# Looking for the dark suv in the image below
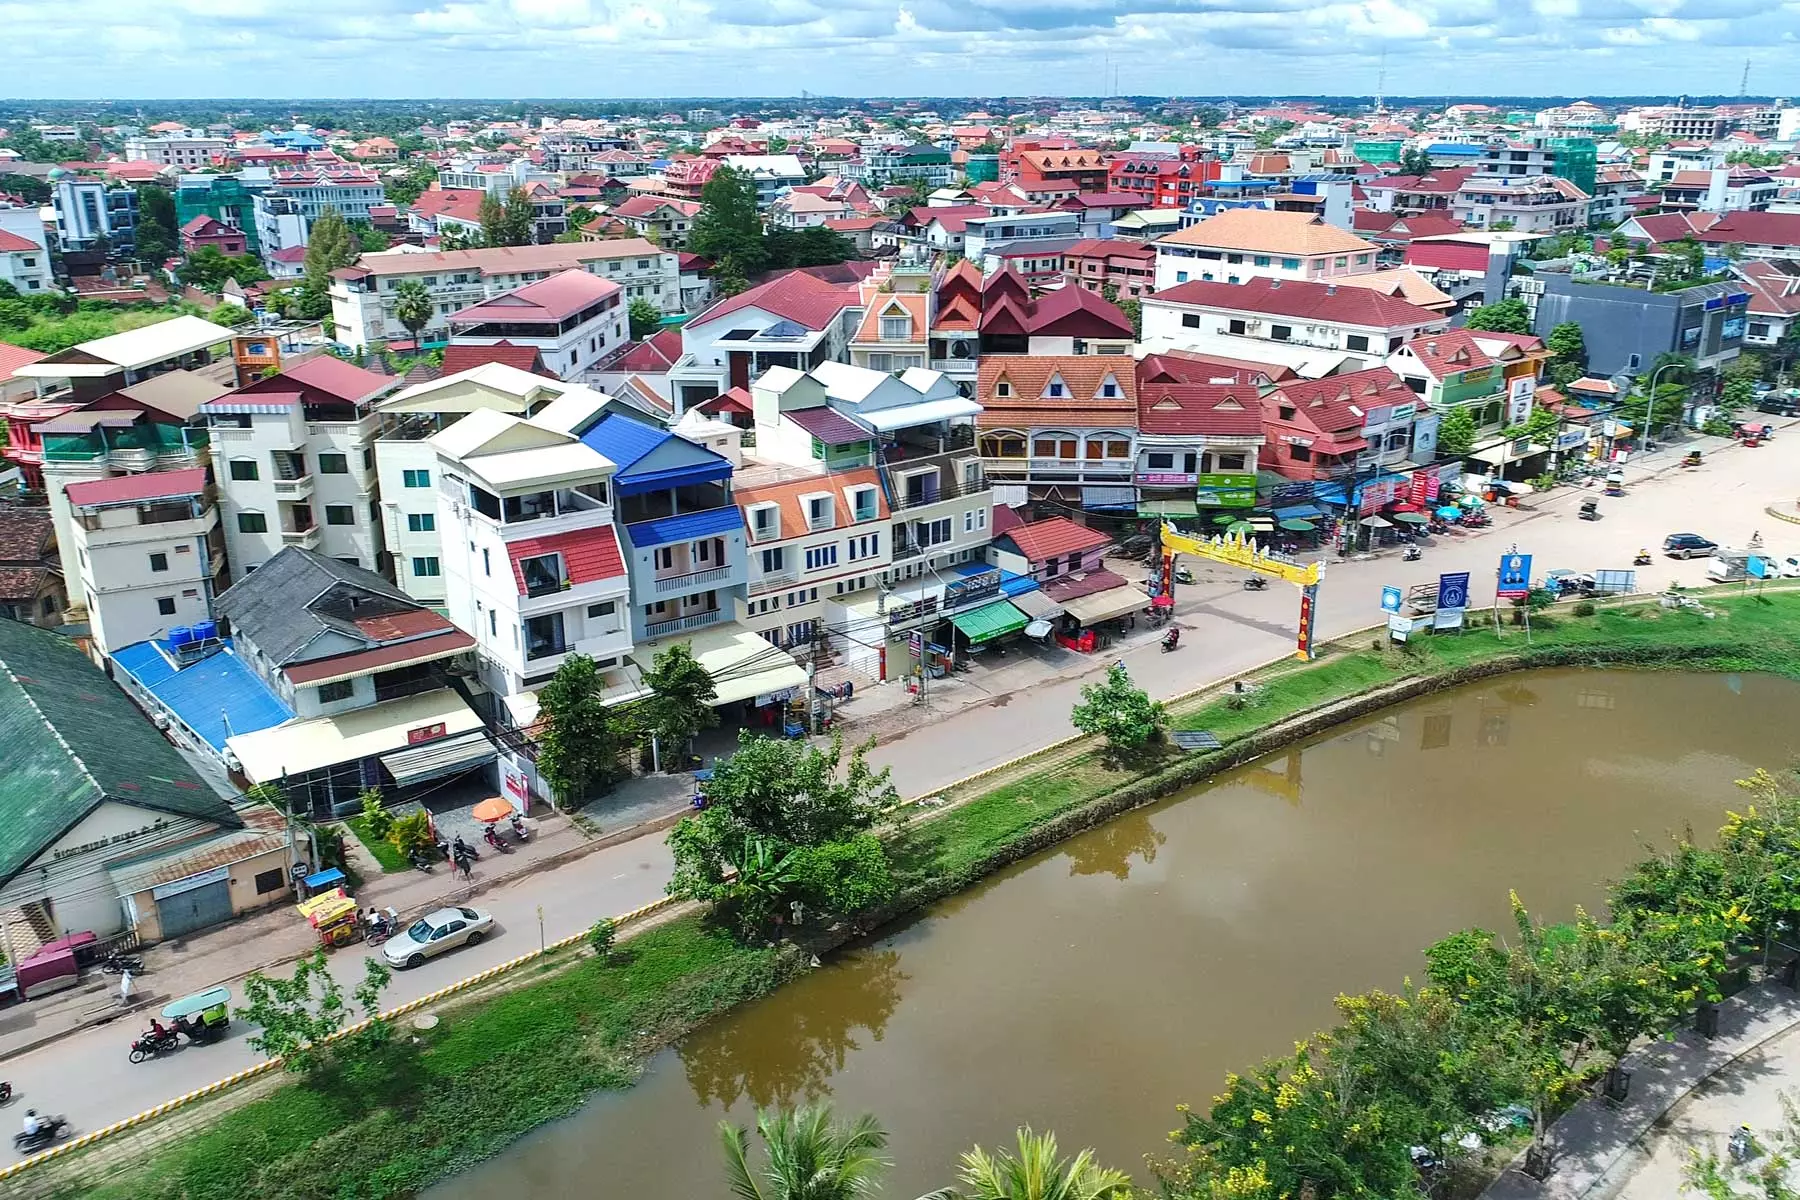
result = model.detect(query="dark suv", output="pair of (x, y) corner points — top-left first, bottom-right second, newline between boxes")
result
(1663, 533), (1719, 559)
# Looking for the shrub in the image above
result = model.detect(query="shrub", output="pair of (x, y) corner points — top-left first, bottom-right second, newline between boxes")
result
(358, 788), (392, 840)
(588, 917), (617, 958)
(1572, 600), (1597, 616)
(386, 810), (434, 860)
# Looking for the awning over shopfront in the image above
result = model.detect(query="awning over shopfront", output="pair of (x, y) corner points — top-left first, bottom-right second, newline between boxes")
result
(226, 689), (485, 785)
(1081, 485), (1138, 511)
(1470, 441), (1549, 467)
(379, 729), (498, 787)
(1138, 498), (1200, 518)
(667, 625), (808, 707)
(1060, 584), (1152, 626)
(1010, 589), (1066, 620)
(1272, 503), (1326, 522)
(950, 599), (1029, 644)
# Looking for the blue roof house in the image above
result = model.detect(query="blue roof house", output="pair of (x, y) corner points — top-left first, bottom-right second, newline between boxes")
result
(579, 413), (747, 642)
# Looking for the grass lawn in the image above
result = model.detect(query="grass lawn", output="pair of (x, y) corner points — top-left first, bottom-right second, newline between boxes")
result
(0, 302), (195, 355)
(71, 919), (790, 1200)
(36, 589), (1800, 1200)
(343, 815), (409, 873)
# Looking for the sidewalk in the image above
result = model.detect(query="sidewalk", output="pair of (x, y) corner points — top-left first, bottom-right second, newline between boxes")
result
(1483, 981), (1800, 1200)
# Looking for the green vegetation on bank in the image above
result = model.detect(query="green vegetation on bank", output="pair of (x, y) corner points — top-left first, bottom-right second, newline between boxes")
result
(0, 295), (200, 354)
(34, 590), (1800, 1200)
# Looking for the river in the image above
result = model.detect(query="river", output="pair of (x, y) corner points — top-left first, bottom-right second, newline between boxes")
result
(436, 669), (1800, 1198)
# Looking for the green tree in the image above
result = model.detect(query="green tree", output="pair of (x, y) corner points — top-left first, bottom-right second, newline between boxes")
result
(133, 184), (178, 264)
(392, 278), (434, 346)
(1721, 375), (1756, 416)
(1436, 406), (1477, 457)
(535, 652), (636, 808)
(478, 190), (508, 248)
(566, 204), (598, 232)
(628, 297), (663, 340)
(386, 810), (434, 860)
(299, 206), (360, 320)
(240, 950), (392, 1074)
(719, 1104), (889, 1200)
(1398, 148), (1434, 176)
(689, 166), (767, 275)
(440, 224), (482, 252)
(765, 135), (790, 153)
(1099, 283), (1119, 305)
(179, 246), (269, 292)
(384, 163), (439, 208)
(1119, 298), (1142, 340)
(1069, 663), (1166, 758)
(501, 186), (536, 246)
(640, 642), (719, 764)
(1546, 321), (1587, 389)
(208, 301), (251, 328)
(346, 219), (391, 252)
(927, 1128), (1131, 1200)
(1463, 298), (1532, 334)
(357, 787), (392, 841)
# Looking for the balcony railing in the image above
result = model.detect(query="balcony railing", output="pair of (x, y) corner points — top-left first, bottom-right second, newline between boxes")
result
(749, 567), (799, 595)
(109, 446), (155, 472)
(645, 608), (723, 638)
(273, 475), (314, 498)
(654, 564), (731, 594)
(281, 525), (320, 549)
(891, 540), (924, 562)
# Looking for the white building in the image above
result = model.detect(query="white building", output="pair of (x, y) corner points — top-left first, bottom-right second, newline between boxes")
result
(446, 269), (627, 382)
(720, 155), (809, 207)
(201, 356), (401, 577)
(124, 133), (230, 168)
(329, 239), (678, 351)
(1139, 276), (1448, 367)
(734, 464), (892, 652)
(249, 168), (386, 263)
(63, 467), (224, 658)
(430, 407), (632, 698)
(665, 271), (861, 413)
(0, 207), (52, 295)
(50, 177), (137, 254)
(1153, 209), (1380, 291)
(1452, 176), (1590, 233)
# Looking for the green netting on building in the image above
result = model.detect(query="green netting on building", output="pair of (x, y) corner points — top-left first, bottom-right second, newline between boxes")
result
(1550, 138), (1597, 197)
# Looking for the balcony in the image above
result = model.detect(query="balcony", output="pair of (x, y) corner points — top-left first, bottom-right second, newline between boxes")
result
(108, 446), (155, 472)
(645, 608), (723, 638)
(749, 566), (800, 595)
(273, 475), (314, 500)
(890, 540), (924, 562)
(654, 564), (732, 594)
(525, 639), (570, 663)
(929, 357), (978, 374)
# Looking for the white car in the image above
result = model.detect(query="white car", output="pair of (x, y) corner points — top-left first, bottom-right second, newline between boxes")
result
(382, 906), (494, 969)
(1775, 555), (1800, 579)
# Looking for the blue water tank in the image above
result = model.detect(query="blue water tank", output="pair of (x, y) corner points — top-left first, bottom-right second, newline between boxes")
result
(192, 619), (219, 643)
(168, 626), (193, 648)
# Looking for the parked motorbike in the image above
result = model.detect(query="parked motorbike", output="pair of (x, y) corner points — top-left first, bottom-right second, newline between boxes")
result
(482, 824), (513, 854)
(100, 950), (143, 975)
(408, 848), (433, 872)
(1160, 628), (1180, 653)
(128, 1023), (181, 1064)
(509, 814), (530, 843)
(13, 1114), (69, 1154)
(1403, 545), (1422, 562)
(1634, 549), (1653, 566)
(1174, 565), (1196, 585)
(1242, 576), (1267, 591)
(0, 1080), (13, 1105)
(448, 835), (479, 862)
(1730, 1125), (1758, 1164)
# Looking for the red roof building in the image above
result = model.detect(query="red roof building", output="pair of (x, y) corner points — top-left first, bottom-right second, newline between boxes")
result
(179, 214), (247, 257)
(1107, 148), (1220, 208)
(1258, 369), (1417, 481)
(979, 267), (1134, 353)
(1061, 238), (1157, 299)
(505, 526), (626, 596)
(440, 341), (554, 377)
(992, 516), (1113, 575)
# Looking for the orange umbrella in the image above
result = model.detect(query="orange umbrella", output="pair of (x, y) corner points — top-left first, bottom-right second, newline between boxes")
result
(471, 797), (514, 822)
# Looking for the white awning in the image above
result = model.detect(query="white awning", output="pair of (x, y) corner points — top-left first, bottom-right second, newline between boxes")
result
(637, 624), (809, 708)
(1009, 589), (1065, 620)
(1470, 441), (1548, 467)
(857, 397), (983, 431)
(226, 688), (483, 783)
(379, 730), (496, 787)
(1060, 584), (1152, 625)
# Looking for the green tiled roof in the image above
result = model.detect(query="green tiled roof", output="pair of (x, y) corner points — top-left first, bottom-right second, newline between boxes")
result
(0, 621), (239, 889)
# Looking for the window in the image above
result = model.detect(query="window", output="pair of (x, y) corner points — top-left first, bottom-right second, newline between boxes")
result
(848, 532), (878, 560)
(1226, 253), (1243, 264)
(254, 868), (286, 895)
(156, 597), (177, 616)
(1181, 313), (1200, 329)
(1346, 334), (1370, 352)
(325, 504), (355, 526)
(489, 609), (497, 636)
(407, 512), (435, 532)
(850, 487), (877, 522)
(880, 315), (910, 340)
(1216, 452), (1247, 471)
(1270, 325), (1292, 341)
(1175, 270), (1189, 283)
(318, 680), (354, 704)
(1254, 255), (1270, 267)
(229, 459), (259, 481)
(655, 547), (675, 570)
(318, 453), (348, 474)
(1281, 258), (1301, 270)
(403, 469), (430, 488)
(994, 381), (1012, 398)
(1147, 451), (1174, 470)
(1288, 444), (1312, 463)
(1047, 380), (1065, 397)
(412, 556), (441, 577)
(760, 547), (785, 573)
(806, 495), (833, 529)
(805, 543), (838, 570)
(1101, 380), (1118, 398)
(519, 553), (563, 596)
(586, 600), (617, 619)
(148, 552), (168, 572)
(237, 511), (268, 534)
(1106, 439), (1130, 459)
(1227, 319), (1246, 335)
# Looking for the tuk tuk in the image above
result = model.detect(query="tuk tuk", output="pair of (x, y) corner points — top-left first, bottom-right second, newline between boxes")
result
(1579, 498), (1599, 521)
(1604, 470), (1626, 497)
(1681, 450), (1703, 468)
(297, 888), (362, 949)
(163, 986), (231, 1045)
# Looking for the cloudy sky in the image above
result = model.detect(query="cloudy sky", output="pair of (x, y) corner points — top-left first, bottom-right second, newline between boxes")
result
(6, 0), (1783, 99)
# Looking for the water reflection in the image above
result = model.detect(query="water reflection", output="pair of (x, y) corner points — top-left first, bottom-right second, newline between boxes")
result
(1062, 811), (1168, 879)
(678, 948), (907, 1111)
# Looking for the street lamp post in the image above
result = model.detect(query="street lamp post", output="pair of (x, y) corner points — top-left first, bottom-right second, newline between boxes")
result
(1641, 362), (1684, 450)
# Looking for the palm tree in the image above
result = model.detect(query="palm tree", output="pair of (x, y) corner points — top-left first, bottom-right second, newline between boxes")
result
(392, 278), (434, 348)
(920, 1128), (1132, 1200)
(720, 1104), (889, 1200)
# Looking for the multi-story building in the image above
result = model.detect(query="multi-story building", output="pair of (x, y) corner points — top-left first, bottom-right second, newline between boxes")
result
(1132, 354), (1266, 513)
(179, 215), (248, 257)
(201, 356), (401, 576)
(1646, 145), (1725, 184)
(0, 207), (53, 295)
(1258, 368), (1428, 482)
(720, 155), (811, 208)
(1106, 148), (1220, 208)
(1516, 271), (1747, 377)
(1387, 328), (1551, 465)
(1588, 165), (1647, 229)
(64, 467), (224, 659)
(1061, 238), (1157, 299)
(0, 507), (65, 628)
(734, 467), (891, 652)
(849, 290), (928, 373)
(1153, 209), (1379, 291)
(1658, 169), (1781, 215)
(975, 355), (1138, 502)
(446, 269), (627, 382)
(1616, 210), (1800, 263)
(123, 133), (230, 168)
(841, 143), (957, 189)
(603, 197), (702, 248)
(175, 171), (272, 257)
(665, 270), (861, 411)
(1140, 276), (1447, 370)
(578, 411), (746, 643)
(249, 167), (385, 262)
(51, 176), (137, 255)
(12, 315), (235, 404)
(977, 266), (1135, 356)
(330, 240), (679, 351)
(961, 209), (1081, 272)
(1005, 145), (1109, 201)
(661, 159), (720, 204)
(1735, 260), (1800, 349)
(431, 408), (631, 698)
(1645, 107), (1728, 142)
(1359, 167), (1476, 215)
(1452, 176), (1589, 233)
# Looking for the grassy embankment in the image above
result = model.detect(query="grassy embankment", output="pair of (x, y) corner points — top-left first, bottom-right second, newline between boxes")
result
(41, 590), (1800, 1200)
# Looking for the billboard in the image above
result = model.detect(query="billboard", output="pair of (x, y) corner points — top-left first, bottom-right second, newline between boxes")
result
(1195, 472), (1257, 508)
(1497, 552), (1533, 598)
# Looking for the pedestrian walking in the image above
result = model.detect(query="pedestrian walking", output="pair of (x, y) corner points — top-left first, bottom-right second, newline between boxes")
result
(117, 967), (133, 1008)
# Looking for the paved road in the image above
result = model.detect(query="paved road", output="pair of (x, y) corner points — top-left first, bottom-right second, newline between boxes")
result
(4, 425), (1794, 1156)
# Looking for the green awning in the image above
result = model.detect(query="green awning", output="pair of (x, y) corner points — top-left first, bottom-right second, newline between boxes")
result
(951, 600), (1029, 645)
(1138, 499), (1200, 518)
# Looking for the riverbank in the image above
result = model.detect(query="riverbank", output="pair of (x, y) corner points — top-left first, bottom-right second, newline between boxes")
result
(31, 590), (1800, 1200)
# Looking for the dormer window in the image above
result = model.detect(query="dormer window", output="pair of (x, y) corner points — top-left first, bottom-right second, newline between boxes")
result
(804, 493), (834, 530)
(1045, 373), (1068, 398)
(994, 380), (1012, 398)
(749, 502), (781, 541)
(1100, 376), (1120, 398)
(847, 485), (878, 522)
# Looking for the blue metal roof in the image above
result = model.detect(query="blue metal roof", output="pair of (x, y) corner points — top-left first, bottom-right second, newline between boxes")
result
(113, 639), (293, 754)
(580, 412), (667, 474)
(1425, 143), (1482, 155)
(625, 505), (745, 549)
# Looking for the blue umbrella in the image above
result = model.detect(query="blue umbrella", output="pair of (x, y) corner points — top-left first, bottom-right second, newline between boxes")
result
(1435, 505), (1461, 520)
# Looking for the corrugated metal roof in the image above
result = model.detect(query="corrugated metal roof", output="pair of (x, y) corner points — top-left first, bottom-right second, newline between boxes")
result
(624, 505), (745, 549)
(113, 639), (293, 753)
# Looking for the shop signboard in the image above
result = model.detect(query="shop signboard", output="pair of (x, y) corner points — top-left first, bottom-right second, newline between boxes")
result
(1194, 472), (1257, 508)
(1507, 375), (1534, 426)
(501, 760), (531, 809)
(1139, 472), (1196, 486)
(944, 569), (1000, 609)
(1387, 614), (1418, 642)
(1555, 428), (1591, 451)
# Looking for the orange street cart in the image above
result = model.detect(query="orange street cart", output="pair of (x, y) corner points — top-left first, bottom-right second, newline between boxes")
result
(297, 889), (363, 949)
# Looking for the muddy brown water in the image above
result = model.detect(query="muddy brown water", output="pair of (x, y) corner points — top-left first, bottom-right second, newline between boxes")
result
(435, 669), (1800, 1198)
